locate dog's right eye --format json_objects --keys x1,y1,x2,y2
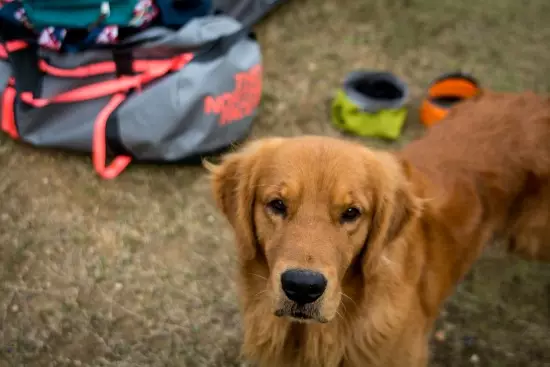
[
  {"x1": 340, "y1": 207, "x2": 361, "y2": 223},
  {"x1": 267, "y1": 199, "x2": 287, "y2": 216}
]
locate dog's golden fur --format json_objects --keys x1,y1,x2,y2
[{"x1": 207, "y1": 91, "x2": 550, "y2": 367}]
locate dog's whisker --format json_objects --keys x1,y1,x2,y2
[
  {"x1": 337, "y1": 298, "x2": 349, "y2": 315},
  {"x1": 380, "y1": 254, "x2": 401, "y2": 280},
  {"x1": 253, "y1": 289, "x2": 268, "y2": 299},
  {"x1": 340, "y1": 302, "x2": 348, "y2": 315},
  {"x1": 340, "y1": 291, "x2": 358, "y2": 309},
  {"x1": 248, "y1": 273, "x2": 268, "y2": 280}
]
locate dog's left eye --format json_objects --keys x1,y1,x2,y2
[
  {"x1": 340, "y1": 207, "x2": 361, "y2": 223},
  {"x1": 267, "y1": 199, "x2": 288, "y2": 217}
]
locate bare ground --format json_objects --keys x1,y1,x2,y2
[{"x1": 1, "y1": 0, "x2": 550, "y2": 366}]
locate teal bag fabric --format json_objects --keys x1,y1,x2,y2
[{"x1": 22, "y1": 0, "x2": 142, "y2": 29}]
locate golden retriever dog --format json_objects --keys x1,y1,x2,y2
[{"x1": 206, "y1": 91, "x2": 550, "y2": 367}]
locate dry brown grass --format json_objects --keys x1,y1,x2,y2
[{"x1": 1, "y1": 0, "x2": 550, "y2": 366}]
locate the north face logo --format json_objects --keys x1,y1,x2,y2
[{"x1": 204, "y1": 64, "x2": 262, "y2": 125}]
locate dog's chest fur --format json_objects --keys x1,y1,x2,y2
[
  {"x1": 242, "y1": 311, "x2": 352, "y2": 366},
  {"x1": 239, "y1": 291, "x2": 417, "y2": 367}
]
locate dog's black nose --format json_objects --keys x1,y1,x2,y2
[{"x1": 281, "y1": 269, "x2": 327, "y2": 304}]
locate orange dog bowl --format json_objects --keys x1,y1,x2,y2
[{"x1": 420, "y1": 72, "x2": 480, "y2": 128}]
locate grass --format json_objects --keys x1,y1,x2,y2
[{"x1": 1, "y1": 0, "x2": 550, "y2": 366}]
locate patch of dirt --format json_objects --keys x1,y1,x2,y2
[{"x1": 1, "y1": 0, "x2": 549, "y2": 366}]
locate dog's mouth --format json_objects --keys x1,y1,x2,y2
[
  {"x1": 290, "y1": 311, "x2": 310, "y2": 319},
  {"x1": 274, "y1": 306, "x2": 328, "y2": 323}
]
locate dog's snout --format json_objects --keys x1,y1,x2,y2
[{"x1": 280, "y1": 269, "x2": 327, "y2": 304}]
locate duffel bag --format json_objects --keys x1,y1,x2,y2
[{"x1": 0, "y1": 15, "x2": 262, "y2": 179}]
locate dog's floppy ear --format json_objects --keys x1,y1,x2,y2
[
  {"x1": 205, "y1": 138, "x2": 283, "y2": 261},
  {"x1": 363, "y1": 152, "x2": 424, "y2": 269}
]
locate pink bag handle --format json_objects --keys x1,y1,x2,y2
[
  {"x1": 19, "y1": 53, "x2": 193, "y2": 107},
  {"x1": 92, "y1": 93, "x2": 132, "y2": 180}
]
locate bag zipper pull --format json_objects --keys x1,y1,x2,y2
[
  {"x1": 100, "y1": 2, "x2": 111, "y2": 18},
  {"x1": 89, "y1": 2, "x2": 110, "y2": 30}
]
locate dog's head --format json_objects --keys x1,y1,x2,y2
[{"x1": 207, "y1": 136, "x2": 423, "y2": 323}]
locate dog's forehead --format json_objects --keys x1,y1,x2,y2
[{"x1": 257, "y1": 138, "x2": 376, "y2": 200}]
